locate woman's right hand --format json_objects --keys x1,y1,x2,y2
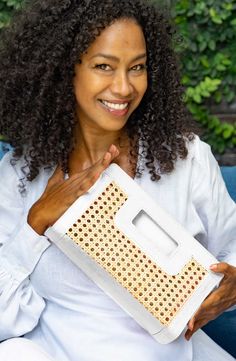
[{"x1": 27, "y1": 144, "x2": 119, "y2": 235}]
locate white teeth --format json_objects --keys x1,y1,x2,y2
[{"x1": 102, "y1": 100, "x2": 128, "y2": 110}]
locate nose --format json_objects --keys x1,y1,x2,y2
[{"x1": 110, "y1": 71, "x2": 133, "y2": 98}]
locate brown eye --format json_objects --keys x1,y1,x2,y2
[
  {"x1": 130, "y1": 64, "x2": 146, "y2": 72},
  {"x1": 95, "y1": 64, "x2": 112, "y2": 71}
]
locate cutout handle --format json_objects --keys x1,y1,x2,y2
[{"x1": 132, "y1": 210, "x2": 178, "y2": 257}]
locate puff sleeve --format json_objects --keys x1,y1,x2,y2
[{"x1": 0, "y1": 152, "x2": 50, "y2": 340}]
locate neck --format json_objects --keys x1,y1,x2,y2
[{"x1": 69, "y1": 123, "x2": 129, "y2": 173}]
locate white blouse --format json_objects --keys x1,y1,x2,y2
[{"x1": 0, "y1": 136, "x2": 235, "y2": 361}]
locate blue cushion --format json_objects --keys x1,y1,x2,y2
[
  {"x1": 203, "y1": 165, "x2": 236, "y2": 357},
  {"x1": 0, "y1": 141, "x2": 12, "y2": 159},
  {"x1": 221, "y1": 166, "x2": 236, "y2": 202},
  {"x1": 203, "y1": 310, "x2": 236, "y2": 358}
]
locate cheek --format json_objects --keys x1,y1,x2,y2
[
  {"x1": 73, "y1": 76, "x2": 83, "y2": 104},
  {"x1": 135, "y1": 76, "x2": 148, "y2": 99},
  {"x1": 142, "y1": 78, "x2": 148, "y2": 96},
  {"x1": 74, "y1": 74, "x2": 110, "y2": 103}
]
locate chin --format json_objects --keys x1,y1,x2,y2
[{"x1": 98, "y1": 117, "x2": 129, "y2": 132}]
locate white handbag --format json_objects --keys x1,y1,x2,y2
[{"x1": 45, "y1": 163, "x2": 222, "y2": 344}]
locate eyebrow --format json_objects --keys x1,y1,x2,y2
[{"x1": 89, "y1": 53, "x2": 147, "y2": 62}]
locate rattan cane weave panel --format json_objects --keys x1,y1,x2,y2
[{"x1": 66, "y1": 182, "x2": 207, "y2": 325}]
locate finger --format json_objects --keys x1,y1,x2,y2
[
  {"x1": 185, "y1": 264, "x2": 236, "y2": 342},
  {"x1": 109, "y1": 143, "x2": 120, "y2": 157},
  {"x1": 186, "y1": 306, "x2": 204, "y2": 336},
  {"x1": 185, "y1": 297, "x2": 214, "y2": 340},
  {"x1": 187, "y1": 316, "x2": 195, "y2": 331},
  {"x1": 185, "y1": 327, "x2": 192, "y2": 341},
  {"x1": 185, "y1": 290, "x2": 226, "y2": 341},
  {"x1": 185, "y1": 315, "x2": 207, "y2": 340},
  {"x1": 185, "y1": 327, "x2": 195, "y2": 341},
  {"x1": 101, "y1": 150, "x2": 112, "y2": 167},
  {"x1": 210, "y1": 262, "x2": 231, "y2": 275},
  {"x1": 101, "y1": 144, "x2": 119, "y2": 166},
  {"x1": 90, "y1": 145, "x2": 119, "y2": 178},
  {"x1": 185, "y1": 316, "x2": 204, "y2": 340},
  {"x1": 61, "y1": 145, "x2": 120, "y2": 201}
]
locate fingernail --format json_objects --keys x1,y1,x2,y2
[
  {"x1": 103, "y1": 152, "x2": 110, "y2": 161},
  {"x1": 210, "y1": 264, "x2": 217, "y2": 270}
]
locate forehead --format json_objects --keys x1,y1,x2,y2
[{"x1": 85, "y1": 19, "x2": 146, "y2": 58}]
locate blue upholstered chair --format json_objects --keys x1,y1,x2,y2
[
  {"x1": 0, "y1": 141, "x2": 12, "y2": 158},
  {"x1": 221, "y1": 166, "x2": 236, "y2": 202},
  {"x1": 0, "y1": 141, "x2": 235, "y2": 356},
  {"x1": 203, "y1": 165, "x2": 236, "y2": 358}
]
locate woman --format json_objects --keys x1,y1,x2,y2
[{"x1": 0, "y1": 0, "x2": 235, "y2": 360}]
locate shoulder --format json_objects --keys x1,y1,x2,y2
[
  {"x1": 0, "y1": 151, "x2": 53, "y2": 201},
  {"x1": 183, "y1": 135, "x2": 232, "y2": 210},
  {"x1": 156, "y1": 135, "x2": 217, "y2": 182},
  {"x1": 154, "y1": 135, "x2": 222, "y2": 203},
  {"x1": 173, "y1": 135, "x2": 220, "y2": 185},
  {"x1": 0, "y1": 151, "x2": 23, "y2": 187},
  {"x1": 186, "y1": 135, "x2": 215, "y2": 166},
  {"x1": 185, "y1": 135, "x2": 220, "y2": 182}
]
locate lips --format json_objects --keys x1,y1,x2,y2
[{"x1": 99, "y1": 99, "x2": 130, "y2": 116}]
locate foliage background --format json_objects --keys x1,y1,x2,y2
[
  {"x1": 0, "y1": 0, "x2": 22, "y2": 29},
  {"x1": 158, "y1": 0, "x2": 236, "y2": 154},
  {"x1": 0, "y1": 0, "x2": 236, "y2": 154}
]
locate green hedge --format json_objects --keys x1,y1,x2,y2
[
  {"x1": 173, "y1": 0, "x2": 236, "y2": 153},
  {"x1": 1, "y1": 0, "x2": 236, "y2": 153},
  {"x1": 0, "y1": 0, "x2": 22, "y2": 29}
]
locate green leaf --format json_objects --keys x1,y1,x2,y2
[
  {"x1": 194, "y1": 2, "x2": 206, "y2": 15},
  {"x1": 230, "y1": 18, "x2": 236, "y2": 26},
  {"x1": 199, "y1": 41, "x2": 207, "y2": 52},
  {"x1": 182, "y1": 75, "x2": 190, "y2": 85},
  {"x1": 208, "y1": 40, "x2": 216, "y2": 51},
  {"x1": 0, "y1": 11, "x2": 11, "y2": 28},
  {"x1": 5, "y1": 0, "x2": 22, "y2": 10},
  {"x1": 215, "y1": 126, "x2": 223, "y2": 135},
  {"x1": 226, "y1": 91, "x2": 236, "y2": 102},
  {"x1": 193, "y1": 93, "x2": 202, "y2": 103},
  {"x1": 223, "y1": 125, "x2": 234, "y2": 139},
  {"x1": 216, "y1": 64, "x2": 226, "y2": 71},
  {"x1": 186, "y1": 87, "x2": 195, "y2": 98},
  {"x1": 222, "y1": 3, "x2": 233, "y2": 11},
  {"x1": 175, "y1": 0, "x2": 190, "y2": 13},
  {"x1": 209, "y1": 8, "x2": 223, "y2": 24},
  {"x1": 208, "y1": 116, "x2": 220, "y2": 129},
  {"x1": 217, "y1": 143, "x2": 226, "y2": 154},
  {"x1": 214, "y1": 92, "x2": 222, "y2": 103},
  {"x1": 209, "y1": 8, "x2": 216, "y2": 18},
  {"x1": 200, "y1": 56, "x2": 210, "y2": 68},
  {"x1": 212, "y1": 16, "x2": 223, "y2": 24},
  {"x1": 189, "y1": 42, "x2": 198, "y2": 52},
  {"x1": 0, "y1": 135, "x2": 7, "y2": 141},
  {"x1": 222, "y1": 58, "x2": 231, "y2": 66}
]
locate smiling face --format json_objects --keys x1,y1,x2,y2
[{"x1": 73, "y1": 19, "x2": 147, "y2": 133}]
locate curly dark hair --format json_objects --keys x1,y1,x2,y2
[{"x1": 0, "y1": 0, "x2": 193, "y2": 181}]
